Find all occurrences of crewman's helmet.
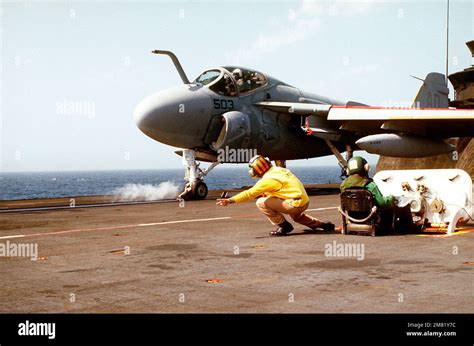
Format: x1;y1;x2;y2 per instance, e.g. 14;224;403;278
248;155;272;178
232;68;243;79
346;156;370;176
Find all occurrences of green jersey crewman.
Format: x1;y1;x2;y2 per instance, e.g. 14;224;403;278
340;156;395;209
340;156;415;232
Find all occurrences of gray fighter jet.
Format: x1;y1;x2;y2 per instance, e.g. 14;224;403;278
134;50;474;200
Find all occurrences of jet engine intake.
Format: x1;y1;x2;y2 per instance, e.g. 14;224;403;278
211;111;252;150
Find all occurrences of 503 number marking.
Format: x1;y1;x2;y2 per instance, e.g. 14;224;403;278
213;99;234;110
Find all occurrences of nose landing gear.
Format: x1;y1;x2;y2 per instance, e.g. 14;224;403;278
178;149;219;200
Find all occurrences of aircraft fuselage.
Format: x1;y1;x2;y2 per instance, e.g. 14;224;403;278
134;66;347;162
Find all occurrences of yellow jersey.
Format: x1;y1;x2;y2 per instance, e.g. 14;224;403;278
231;166;309;207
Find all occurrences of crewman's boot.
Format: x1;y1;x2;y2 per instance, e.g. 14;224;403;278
269;220;294;236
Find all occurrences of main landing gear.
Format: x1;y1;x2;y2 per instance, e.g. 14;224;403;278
178;149;220;200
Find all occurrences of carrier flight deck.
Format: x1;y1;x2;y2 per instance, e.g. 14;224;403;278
0;188;473;313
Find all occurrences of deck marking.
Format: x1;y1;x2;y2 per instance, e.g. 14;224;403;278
306;207;338;212
0;234;27;240
0;216;232;240
0;207;339;240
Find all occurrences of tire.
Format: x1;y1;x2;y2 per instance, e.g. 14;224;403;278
193;181;208;200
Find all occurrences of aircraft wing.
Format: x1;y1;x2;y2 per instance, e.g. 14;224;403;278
255;102;474;138
255;101;331;116
326;106;474;120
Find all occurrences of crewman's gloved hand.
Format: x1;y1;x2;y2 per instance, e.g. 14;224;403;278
216;198;233;207
395;196;413;208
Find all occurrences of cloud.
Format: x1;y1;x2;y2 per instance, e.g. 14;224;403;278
226;0;375;65
300;0;374;18
228;17;320;65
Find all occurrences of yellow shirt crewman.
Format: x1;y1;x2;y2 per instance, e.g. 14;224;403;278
216;155;335;236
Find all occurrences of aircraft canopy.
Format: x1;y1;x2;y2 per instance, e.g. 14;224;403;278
193;67;267;97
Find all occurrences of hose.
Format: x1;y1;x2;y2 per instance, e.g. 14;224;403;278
338;206;378;223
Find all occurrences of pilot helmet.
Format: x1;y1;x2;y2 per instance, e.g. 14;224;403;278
346;156;370;176
232;68;243;79
248;155;272;178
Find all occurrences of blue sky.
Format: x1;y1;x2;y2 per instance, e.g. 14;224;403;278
1;0;473;172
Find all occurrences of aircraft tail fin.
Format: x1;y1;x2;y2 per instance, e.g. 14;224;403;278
412;72;449;108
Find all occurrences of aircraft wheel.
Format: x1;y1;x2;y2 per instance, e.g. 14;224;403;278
193;181;208;200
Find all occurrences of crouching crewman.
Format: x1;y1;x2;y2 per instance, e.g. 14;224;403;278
216;155;335;236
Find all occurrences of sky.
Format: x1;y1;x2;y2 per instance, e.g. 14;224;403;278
1;0;473;172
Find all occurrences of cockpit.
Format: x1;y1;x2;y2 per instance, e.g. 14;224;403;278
193;67;267;97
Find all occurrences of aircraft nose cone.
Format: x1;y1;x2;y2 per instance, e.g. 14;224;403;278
133;85;212;147
133;95;158;131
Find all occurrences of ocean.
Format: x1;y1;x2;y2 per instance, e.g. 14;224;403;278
0;166;342;201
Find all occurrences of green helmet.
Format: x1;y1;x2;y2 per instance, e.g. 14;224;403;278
347;156;370;175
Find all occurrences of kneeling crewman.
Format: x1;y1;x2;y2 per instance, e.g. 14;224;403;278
216;155;335;236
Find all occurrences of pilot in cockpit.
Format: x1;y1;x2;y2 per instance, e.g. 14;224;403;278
232;68;244;84
232;68;266;94
232;68;250;92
